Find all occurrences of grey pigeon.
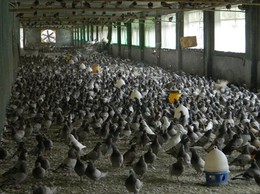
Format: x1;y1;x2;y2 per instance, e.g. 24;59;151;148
254;170;260;187
81;142;102;163
133;155;148;179
123;145;137;166
177;144;191;167
125;169;143;194
32;162;46;180
229;144;251;170
33;185;59;194
3;149;27;178
0;146;8;162
42;134;53;156
74;157;87;182
53;147;78;175
110;144;124;170
169;157;185;182
85;160;107;186
190;148;205;176
149;135;162;156
144;148;157;169
35;154;50;171
254;149;260;168
0;161;27;189
232;159;260;183
191;129;211;148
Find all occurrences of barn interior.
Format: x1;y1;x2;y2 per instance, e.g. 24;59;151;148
1;0;260;193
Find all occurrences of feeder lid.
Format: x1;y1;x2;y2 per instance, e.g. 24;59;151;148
69;59;74;65
168;89;181;94
79;63;86;70
130;89;142;101
115;78;125;88
204;146;229;172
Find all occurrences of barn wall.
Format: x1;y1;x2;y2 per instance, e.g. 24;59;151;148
24;28;73;49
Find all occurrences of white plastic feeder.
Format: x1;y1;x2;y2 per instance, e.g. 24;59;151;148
85;66;93;73
69;59;74;66
115;78;125;88
204;146;230;186
79;63;86;70
130;89;142;102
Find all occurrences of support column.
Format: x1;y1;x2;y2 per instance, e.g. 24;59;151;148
107;24;112;53
127;23;131;59
117;22;121;57
176;11;184;71
139;16;145;61
86;25;89;41
246;3;258;90
90;26;93;41
204;10;214;78
155;13;162;66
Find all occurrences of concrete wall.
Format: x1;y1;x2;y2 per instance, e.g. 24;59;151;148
131;46;141;62
121;45;129;59
144;48;158;65
110;44;119;57
160;50;179;71
212;55;250;86
182;50;204;76
0;0;20;137
25;28;73;49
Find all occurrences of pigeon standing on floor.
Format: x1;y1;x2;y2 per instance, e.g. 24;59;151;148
133;155;148;179
144;148;157;169
191;129;211;148
81;142;102;163
85;160;107;186
32;162;46;181
0;146;8;163
0;161;27;189
74;157;87;182
169;157;185;182
53;147;78;175
35;154;50;172
125;169;143;194
231;159;260;183
110;144;124;171
190;148;205;176
150;135;162;156
229;144;251;170
123;145;137;166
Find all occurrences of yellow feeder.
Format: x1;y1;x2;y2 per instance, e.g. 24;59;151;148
66;56;70;61
169;90;181;104
92;65;100;74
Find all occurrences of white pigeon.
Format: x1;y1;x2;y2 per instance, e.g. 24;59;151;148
141;120;155;135
163;131;183;150
162;116;170;131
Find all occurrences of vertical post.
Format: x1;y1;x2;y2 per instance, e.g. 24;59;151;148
127;23;131;59
117;22;121;57
246;3;258;90
176;11;184;71
82;26;85;46
204;10;214;78
86;25;89;41
155;12;162;66
139;16;145;61
90;25;93;41
22;27;25;50
107;24;112;53
96;26;98;41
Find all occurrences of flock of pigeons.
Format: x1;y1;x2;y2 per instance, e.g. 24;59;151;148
1;49;260;193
